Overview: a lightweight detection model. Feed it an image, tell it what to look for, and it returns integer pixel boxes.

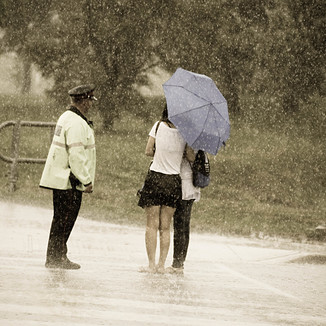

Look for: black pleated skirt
[138,170,182,209]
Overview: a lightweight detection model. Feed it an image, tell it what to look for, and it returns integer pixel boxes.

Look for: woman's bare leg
[144,206,160,271]
[157,205,175,272]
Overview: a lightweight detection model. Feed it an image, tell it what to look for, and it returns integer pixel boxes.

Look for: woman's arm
[185,144,196,162]
[145,136,155,157]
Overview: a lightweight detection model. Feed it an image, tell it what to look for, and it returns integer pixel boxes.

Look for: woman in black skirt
[138,106,195,273]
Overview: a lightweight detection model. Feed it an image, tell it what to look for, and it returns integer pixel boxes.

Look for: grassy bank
[0,95,325,241]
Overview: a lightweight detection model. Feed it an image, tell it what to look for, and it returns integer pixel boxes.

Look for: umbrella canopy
[163,68,230,155]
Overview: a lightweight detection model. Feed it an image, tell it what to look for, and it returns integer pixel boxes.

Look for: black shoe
[166,266,184,274]
[61,257,80,269]
[45,260,60,268]
[45,257,80,270]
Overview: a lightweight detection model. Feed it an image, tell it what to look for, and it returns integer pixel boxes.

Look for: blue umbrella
[163,68,230,155]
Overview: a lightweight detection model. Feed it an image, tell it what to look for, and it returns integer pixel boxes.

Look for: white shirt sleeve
[149,121,159,138]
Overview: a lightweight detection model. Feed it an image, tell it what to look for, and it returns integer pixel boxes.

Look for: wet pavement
[0,201,325,326]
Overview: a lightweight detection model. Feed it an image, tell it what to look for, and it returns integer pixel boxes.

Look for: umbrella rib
[165,85,226,105]
[170,103,209,115]
[170,101,229,126]
[211,102,229,126]
[165,85,229,124]
[192,110,221,152]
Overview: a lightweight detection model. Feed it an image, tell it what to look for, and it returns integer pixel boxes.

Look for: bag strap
[153,120,162,153]
[153,119,172,153]
[165,120,173,129]
[155,120,162,136]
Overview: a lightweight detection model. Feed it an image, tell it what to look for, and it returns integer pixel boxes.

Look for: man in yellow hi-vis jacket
[40,84,97,269]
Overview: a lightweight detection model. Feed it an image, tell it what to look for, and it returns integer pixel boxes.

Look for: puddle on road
[134,273,199,305]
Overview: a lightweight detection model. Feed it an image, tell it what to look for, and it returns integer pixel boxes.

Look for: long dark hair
[161,104,171,123]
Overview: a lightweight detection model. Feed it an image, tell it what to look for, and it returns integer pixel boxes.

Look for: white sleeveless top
[149,121,186,175]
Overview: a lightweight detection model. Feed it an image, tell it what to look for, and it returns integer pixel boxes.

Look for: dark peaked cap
[68,84,96,97]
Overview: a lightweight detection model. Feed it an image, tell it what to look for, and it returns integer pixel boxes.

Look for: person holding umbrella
[162,67,230,274]
[162,68,230,156]
[138,105,195,274]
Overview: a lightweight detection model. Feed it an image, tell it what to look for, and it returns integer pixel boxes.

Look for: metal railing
[0,120,56,192]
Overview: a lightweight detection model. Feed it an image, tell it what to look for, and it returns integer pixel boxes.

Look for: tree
[155,0,271,114]
[4,0,321,124]
[23,0,165,129]
[0,0,275,121]
[251,0,326,113]
[0,0,52,94]
[288,0,326,97]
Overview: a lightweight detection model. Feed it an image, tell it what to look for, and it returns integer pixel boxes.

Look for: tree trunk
[21,57,32,94]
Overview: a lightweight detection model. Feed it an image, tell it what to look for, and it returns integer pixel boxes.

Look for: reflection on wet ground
[1,201,326,325]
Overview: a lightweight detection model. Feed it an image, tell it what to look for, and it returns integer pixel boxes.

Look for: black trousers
[172,199,195,268]
[46,188,82,263]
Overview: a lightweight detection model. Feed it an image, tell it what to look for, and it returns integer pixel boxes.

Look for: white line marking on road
[217,264,301,301]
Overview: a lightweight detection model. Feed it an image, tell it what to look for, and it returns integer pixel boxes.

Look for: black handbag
[192,150,210,188]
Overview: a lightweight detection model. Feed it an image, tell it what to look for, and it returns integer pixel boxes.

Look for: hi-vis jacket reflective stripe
[40,109,96,191]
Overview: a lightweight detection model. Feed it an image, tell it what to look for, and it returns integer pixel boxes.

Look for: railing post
[9,121,21,192]
[0,120,56,191]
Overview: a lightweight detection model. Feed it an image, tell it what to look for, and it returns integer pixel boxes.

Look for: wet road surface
[0,201,325,326]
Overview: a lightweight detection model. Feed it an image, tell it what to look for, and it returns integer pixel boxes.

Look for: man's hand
[84,184,93,193]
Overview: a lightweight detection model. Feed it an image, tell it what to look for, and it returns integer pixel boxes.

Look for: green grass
[0,94,325,242]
